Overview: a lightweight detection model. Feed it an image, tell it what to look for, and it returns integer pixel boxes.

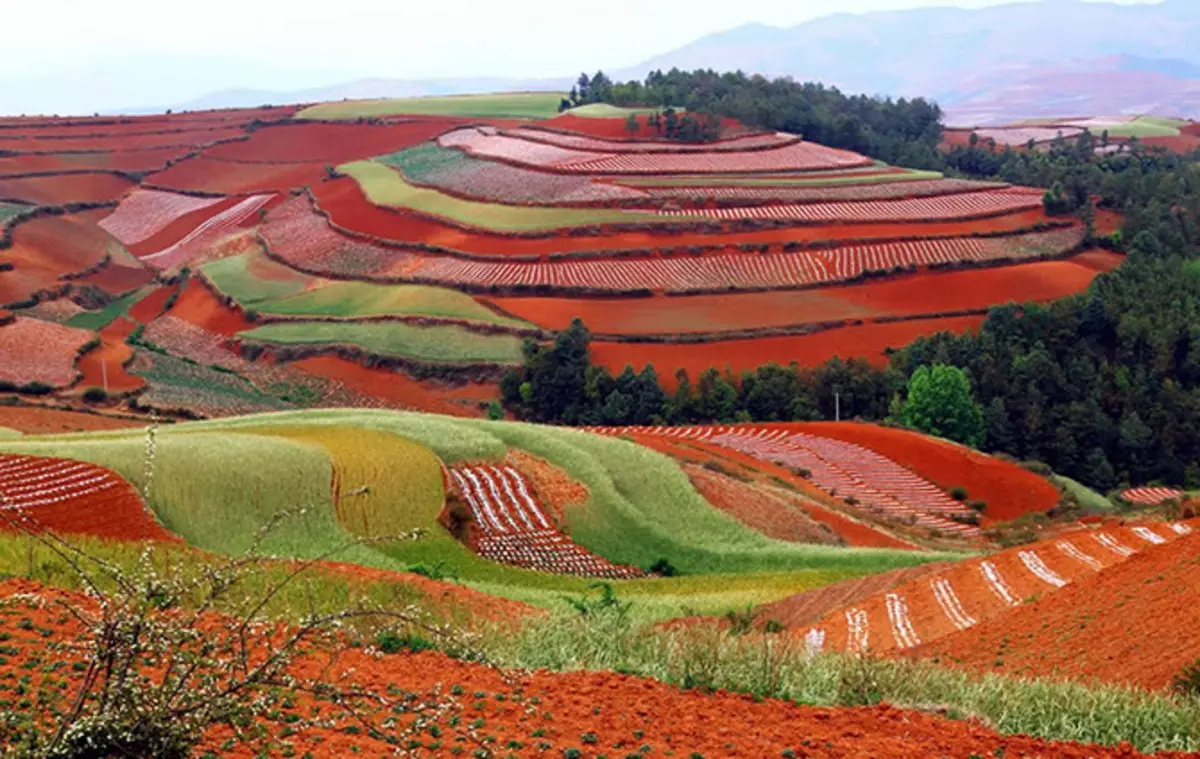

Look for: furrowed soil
[1,579,1192,759]
[590,315,986,387]
[289,355,485,417]
[74,316,145,394]
[0,405,143,434]
[911,530,1200,690]
[756,563,950,628]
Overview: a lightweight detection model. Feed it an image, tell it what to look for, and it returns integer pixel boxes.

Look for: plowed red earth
[148,156,327,194]
[0,405,142,434]
[0,580,1188,759]
[0,148,196,177]
[76,258,155,297]
[314,177,1056,258]
[492,253,1118,335]
[684,463,839,544]
[0,455,175,541]
[0,173,133,205]
[126,283,179,324]
[757,564,950,628]
[790,422,1060,522]
[0,210,115,304]
[74,317,144,394]
[590,316,986,387]
[4,126,245,153]
[169,277,254,334]
[625,432,917,550]
[911,530,1200,691]
[203,121,457,163]
[289,356,483,417]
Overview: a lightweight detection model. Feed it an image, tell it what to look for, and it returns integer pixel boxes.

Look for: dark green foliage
[900,365,985,447]
[647,558,678,577]
[82,387,108,403]
[376,630,435,655]
[1173,658,1200,697]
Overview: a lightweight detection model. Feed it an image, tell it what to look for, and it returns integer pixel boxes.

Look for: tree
[624,113,641,136]
[901,365,985,447]
[576,73,591,103]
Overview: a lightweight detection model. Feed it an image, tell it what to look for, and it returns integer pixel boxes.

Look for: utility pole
[101,360,109,395]
[835,391,840,422]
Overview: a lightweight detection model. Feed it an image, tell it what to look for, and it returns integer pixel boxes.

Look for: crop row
[639,178,1008,204]
[0,317,94,388]
[505,126,797,154]
[662,188,1042,222]
[1120,486,1186,505]
[138,193,273,271]
[450,464,642,578]
[439,127,873,174]
[98,189,225,246]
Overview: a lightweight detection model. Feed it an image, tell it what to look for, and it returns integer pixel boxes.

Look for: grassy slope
[238,320,524,365]
[0,411,957,621]
[296,92,566,120]
[565,103,687,118]
[203,250,531,329]
[341,160,656,231]
[1103,116,1182,138]
[0,202,30,223]
[66,287,152,330]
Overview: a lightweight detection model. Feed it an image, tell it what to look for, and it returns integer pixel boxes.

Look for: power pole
[101,360,109,395]
[835,391,840,422]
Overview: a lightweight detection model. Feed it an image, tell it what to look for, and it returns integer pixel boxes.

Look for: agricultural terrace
[237,320,526,365]
[0,410,957,618]
[0,317,93,387]
[296,92,567,120]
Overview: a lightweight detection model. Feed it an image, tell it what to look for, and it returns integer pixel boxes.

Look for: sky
[0,0,1165,113]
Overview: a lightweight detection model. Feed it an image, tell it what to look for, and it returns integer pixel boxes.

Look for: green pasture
[0,410,957,621]
[341,159,685,231]
[238,320,525,365]
[203,250,531,329]
[65,287,153,330]
[1102,116,1183,139]
[564,103,686,119]
[296,92,567,121]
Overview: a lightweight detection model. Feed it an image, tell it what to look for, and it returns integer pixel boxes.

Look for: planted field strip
[505,127,797,153]
[99,189,224,246]
[1120,486,1185,504]
[0,173,134,205]
[1132,526,1167,545]
[587,425,978,537]
[449,464,642,578]
[439,126,873,173]
[146,156,328,195]
[972,127,1084,145]
[0,125,246,154]
[1093,532,1135,557]
[203,121,455,164]
[800,521,1197,656]
[138,193,273,271]
[0,317,93,387]
[0,454,174,541]
[662,188,1042,223]
[0,148,192,178]
[638,178,1003,203]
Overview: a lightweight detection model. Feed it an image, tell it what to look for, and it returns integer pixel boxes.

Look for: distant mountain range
[8,0,1200,124]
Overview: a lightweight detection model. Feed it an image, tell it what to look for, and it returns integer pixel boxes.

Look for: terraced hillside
[0,94,1112,422]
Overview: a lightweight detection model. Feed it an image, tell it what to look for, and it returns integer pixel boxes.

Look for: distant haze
[0,0,1170,115]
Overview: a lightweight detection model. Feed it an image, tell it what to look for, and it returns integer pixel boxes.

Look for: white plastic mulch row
[845,608,869,654]
[1094,532,1135,557]
[1120,486,1186,505]
[450,464,641,579]
[1018,550,1068,588]
[98,189,224,246]
[980,560,1020,607]
[1056,540,1103,570]
[0,454,122,512]
[139,194,274,270]
[886,592,921,649]
[931,577,977,630]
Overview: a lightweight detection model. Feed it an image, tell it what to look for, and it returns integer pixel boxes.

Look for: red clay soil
[0,148,199,177]
[491,253,1116,335]
[203,121,457,164]
[9,126,246,153]
[590,315,986,387]
[0,173,133,205]
[289,355,484,417]
[314,176,1057,258]
[126,196,245,257]
[684,463,841,544]
[790,421,1060,522]
[756,563,950,628]
[910,529,1200,691]
[1,580,1187,759]
[542,113,748,140]
[1095,209,1123,236]
[126,283,179,324]
[0,210,115,304]
[74,317,145,394]
[626,432,919,550]
[1141,134,1200,154]
[0,455,176,542]
[147,156,328,195]
[167,277,255,335]
[75,258,156,298]
[0,405,142,434]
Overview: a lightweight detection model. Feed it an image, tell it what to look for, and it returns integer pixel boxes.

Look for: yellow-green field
[297,92,567,120]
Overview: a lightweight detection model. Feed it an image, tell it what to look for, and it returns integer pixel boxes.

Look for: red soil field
[147,156,328,195]
[0,148,192,177]
[625,432,919,550]
[1,210,114,305]
[792,421,1060,522]
[75,256,155,297]
[490,252,1118,335]
[590,315,986,388]
[0,318,92,387]
[74,317,145,394]
[912,528,1200,690]
[126,196,244,257]
[755,564,949,628]
[1141,134,1200,154]
[0,173,133,205]
[684,463,840,544]
[1,579,1183,759]
[203,121,457,164]
[289,356,482,417]
[3,125,246,153]
[126,283,179,324]
[314,176,1059,258]
[0,405,142,434]
[168,277,254,335]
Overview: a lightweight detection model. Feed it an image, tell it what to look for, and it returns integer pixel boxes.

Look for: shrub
[969,500,988,513]
[18,381,53,395]
[1174,658,1200,697]
[648,557,678,577]
[82,386,108,403]
[950,487,969,501]
[376,630,436,655]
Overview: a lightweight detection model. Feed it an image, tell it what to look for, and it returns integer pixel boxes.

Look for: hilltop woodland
[504,69,1200,493]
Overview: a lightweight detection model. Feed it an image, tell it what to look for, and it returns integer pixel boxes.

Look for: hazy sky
[3,0,1163,80]
[0,0,1164,113]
